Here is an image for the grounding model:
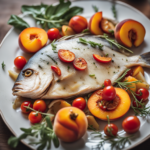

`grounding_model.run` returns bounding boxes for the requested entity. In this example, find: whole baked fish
[12,35,150,99]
